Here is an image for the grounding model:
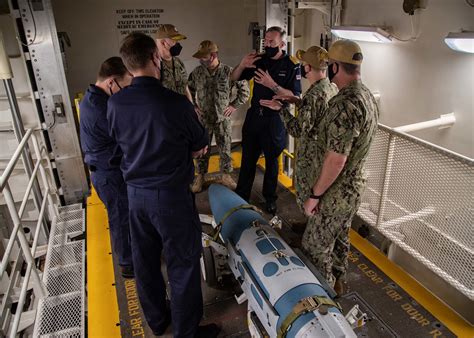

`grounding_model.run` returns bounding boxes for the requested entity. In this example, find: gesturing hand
[273,94,300,105]
[259,99,282,111]
[254,69,277,89]
[240,52,261,69]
